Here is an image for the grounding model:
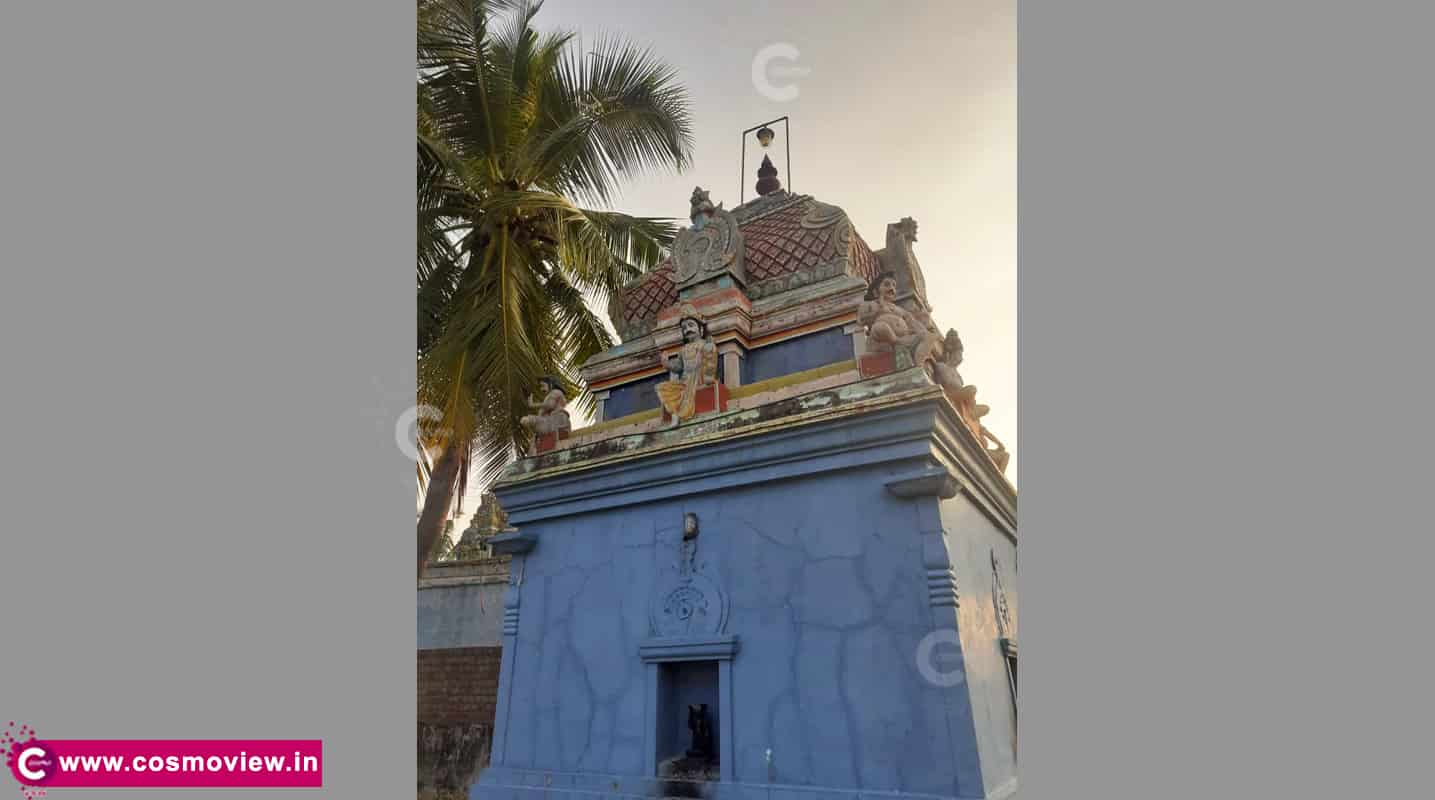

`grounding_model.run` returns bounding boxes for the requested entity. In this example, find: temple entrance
[656,660,720,787]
